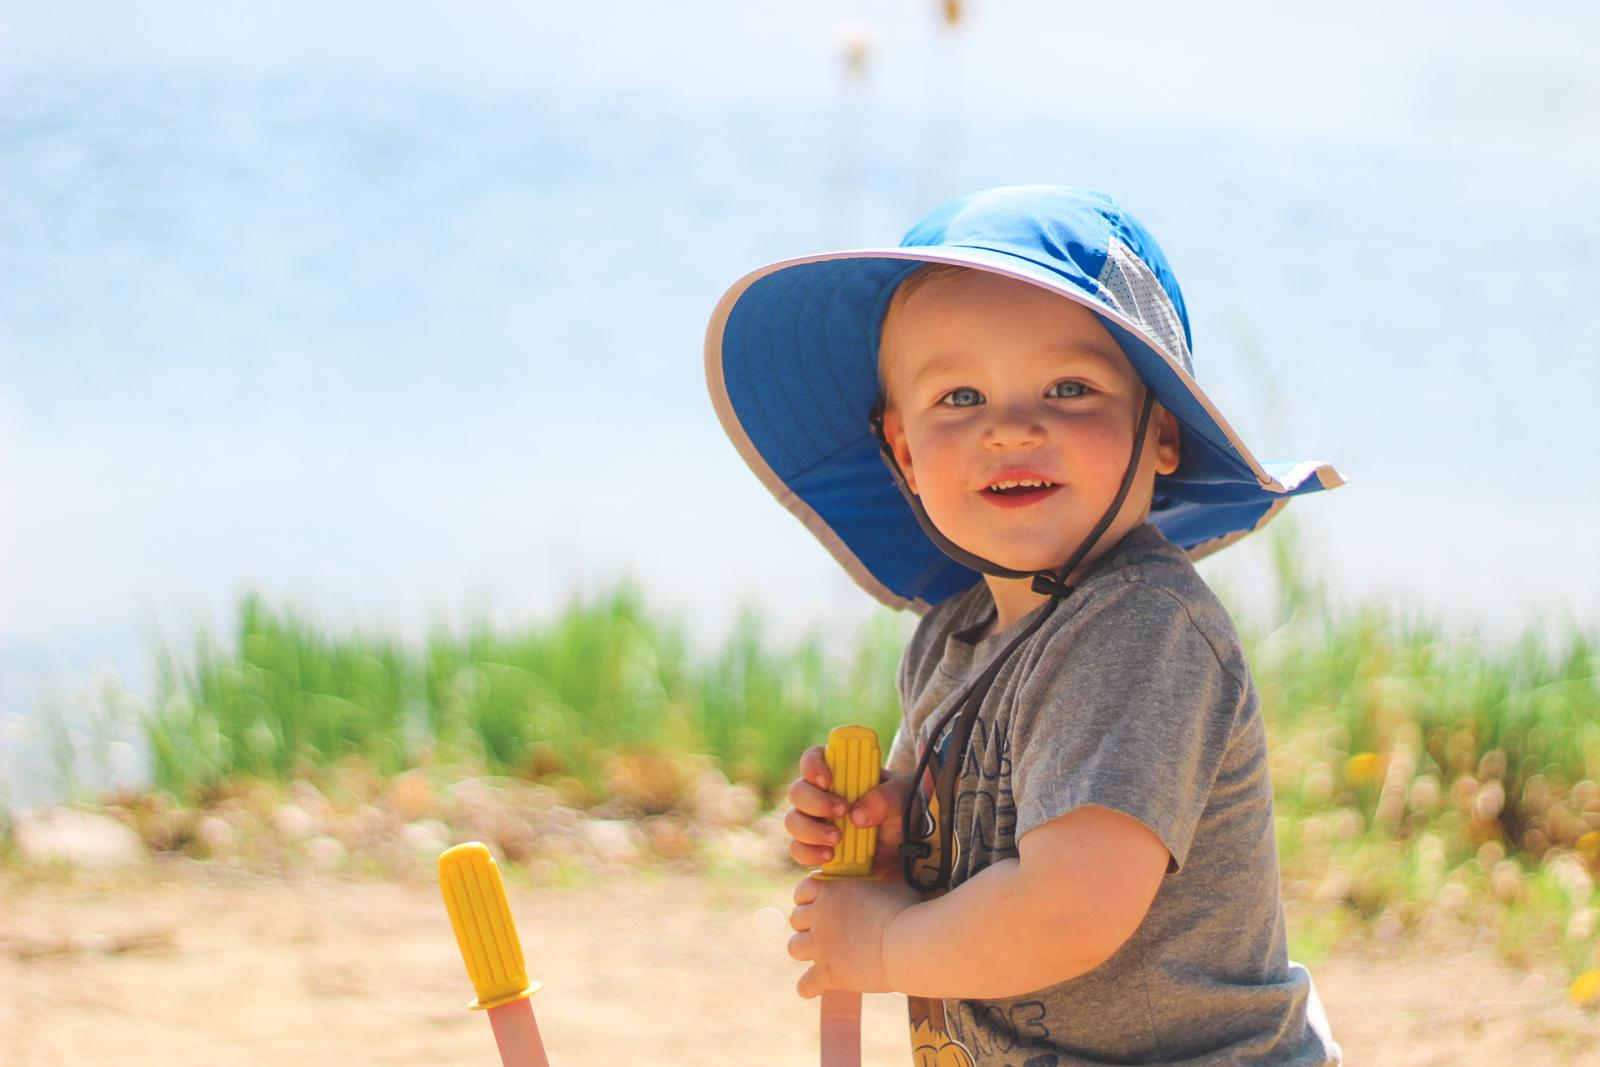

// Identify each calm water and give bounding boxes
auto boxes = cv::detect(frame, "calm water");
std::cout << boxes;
[4,1,1598,803]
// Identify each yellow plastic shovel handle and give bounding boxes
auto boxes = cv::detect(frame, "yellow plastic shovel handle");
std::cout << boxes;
[816,726,879,1067]
[817,725,881,880]
[438,842,542,1011]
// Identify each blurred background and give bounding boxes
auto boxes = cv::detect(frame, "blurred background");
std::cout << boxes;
[3,0,1598,797]
[5,4,1600,1059]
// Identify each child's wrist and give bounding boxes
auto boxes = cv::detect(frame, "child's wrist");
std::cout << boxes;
[877,896,914,992]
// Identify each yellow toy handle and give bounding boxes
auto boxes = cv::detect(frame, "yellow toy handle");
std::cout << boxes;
[816,725,880,1067]
[439,842,542,1010]
[816,725,881,880]
[439,842,552,1067]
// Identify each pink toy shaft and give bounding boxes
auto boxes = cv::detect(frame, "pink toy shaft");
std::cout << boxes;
[820,990,862,1067]
[486,997,551,1067]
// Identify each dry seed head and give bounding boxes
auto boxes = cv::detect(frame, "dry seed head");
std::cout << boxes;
[1408,774,1441,814]
[1473,780,1506,821]
[1416,834,1447,870]
[1437,882,1469,916]
[1313,872,1352,904]
[1547,853,1596,902]
[1491,860,1524,902]
[1333,808,1365,840]
[1302,762,1335,804]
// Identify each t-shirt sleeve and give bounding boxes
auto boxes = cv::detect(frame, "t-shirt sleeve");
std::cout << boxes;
[1009,580,1245,874]
[886,641,917,777]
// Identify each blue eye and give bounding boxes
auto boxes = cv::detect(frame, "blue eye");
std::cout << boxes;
[1046,380,1087,399]
[940,387,983,408]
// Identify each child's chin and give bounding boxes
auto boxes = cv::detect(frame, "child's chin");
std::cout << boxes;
[979,546,1076,576]
[938,526,1075,576]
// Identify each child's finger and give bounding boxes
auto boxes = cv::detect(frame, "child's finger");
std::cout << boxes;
[796,744,831,789]
[796,966,822,1000]
[783,807,842,847]
[848,774,910,830]
[787,776,848,819]
[789,840,835,867]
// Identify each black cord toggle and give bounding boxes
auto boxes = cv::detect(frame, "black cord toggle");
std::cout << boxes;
[1030,573,1073,599]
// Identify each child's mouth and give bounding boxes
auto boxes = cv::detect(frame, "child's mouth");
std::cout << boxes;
[982,480,1061,508]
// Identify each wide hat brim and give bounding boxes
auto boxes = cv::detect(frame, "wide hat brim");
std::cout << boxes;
[705,193,1343,613]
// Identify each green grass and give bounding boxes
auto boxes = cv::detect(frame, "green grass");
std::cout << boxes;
[141,581,908,806]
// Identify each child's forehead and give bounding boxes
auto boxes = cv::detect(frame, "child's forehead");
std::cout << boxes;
[880,272,1133,379]
[904,339,1127,379]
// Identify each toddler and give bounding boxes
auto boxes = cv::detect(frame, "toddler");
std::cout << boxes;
[705,186,1343,1065]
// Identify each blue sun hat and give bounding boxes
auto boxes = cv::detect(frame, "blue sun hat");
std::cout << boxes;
[704,185,1344,613]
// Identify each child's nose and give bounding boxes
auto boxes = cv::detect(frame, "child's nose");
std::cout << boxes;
[981,403,1046,449]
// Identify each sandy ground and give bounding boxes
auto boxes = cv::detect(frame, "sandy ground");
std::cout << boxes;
[2,862,1597,1067]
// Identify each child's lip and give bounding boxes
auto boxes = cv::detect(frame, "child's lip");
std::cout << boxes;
[979,468,1060,491]
[980,484,1062,509]
[978,468,1064,510]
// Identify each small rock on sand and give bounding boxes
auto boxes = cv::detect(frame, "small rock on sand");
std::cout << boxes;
[14,807,148,869]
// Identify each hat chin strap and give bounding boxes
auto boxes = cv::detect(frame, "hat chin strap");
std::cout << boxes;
[871,390,1157,601]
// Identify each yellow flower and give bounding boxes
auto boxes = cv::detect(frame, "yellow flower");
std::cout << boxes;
[1345,753,1380,785]
[1570,970,1600,1007]
[1577,831,1600,858]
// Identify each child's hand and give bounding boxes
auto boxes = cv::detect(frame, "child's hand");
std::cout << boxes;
[788,874,919,997]
[782,745,912,874]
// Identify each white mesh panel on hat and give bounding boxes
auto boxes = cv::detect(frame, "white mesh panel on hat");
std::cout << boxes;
[1097,236,1193,374]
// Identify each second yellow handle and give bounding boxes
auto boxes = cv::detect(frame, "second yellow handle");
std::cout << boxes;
[439,842,542,1010]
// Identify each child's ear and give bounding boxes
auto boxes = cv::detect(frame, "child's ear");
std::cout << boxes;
[880,405,919,494]
[1153,406,1181,476]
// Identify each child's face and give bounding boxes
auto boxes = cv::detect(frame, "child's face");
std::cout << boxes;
[878,268,1181,576]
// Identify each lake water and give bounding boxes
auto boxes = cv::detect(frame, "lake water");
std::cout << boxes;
[4,1,1598,804]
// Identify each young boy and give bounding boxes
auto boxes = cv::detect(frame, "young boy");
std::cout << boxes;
[705,186,1343,1065]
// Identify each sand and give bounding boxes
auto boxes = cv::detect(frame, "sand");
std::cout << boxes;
[2,862,1597,1066]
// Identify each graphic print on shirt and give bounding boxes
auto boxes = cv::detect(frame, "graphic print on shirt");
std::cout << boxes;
[903,716,976,1067]
[910,998,976,1067]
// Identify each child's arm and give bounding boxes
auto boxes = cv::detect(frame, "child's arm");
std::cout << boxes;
[887,804,1168,998]
[789,803,1168,1000]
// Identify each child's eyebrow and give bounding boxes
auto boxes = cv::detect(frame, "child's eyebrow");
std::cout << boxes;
[907,354,972,387]
[1039,339,1126,364]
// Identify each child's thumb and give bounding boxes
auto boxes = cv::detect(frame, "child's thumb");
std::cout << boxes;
[849,781,900,827]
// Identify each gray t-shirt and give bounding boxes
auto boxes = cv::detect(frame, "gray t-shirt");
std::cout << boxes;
[885,524,1341,1066]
